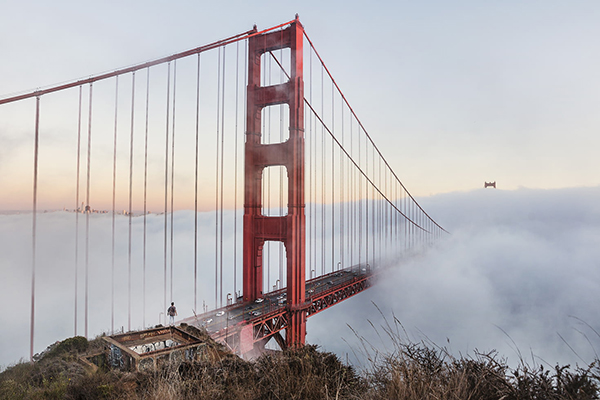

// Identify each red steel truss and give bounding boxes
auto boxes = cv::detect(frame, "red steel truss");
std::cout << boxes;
[212,272,377,354]
[243,17,306,348]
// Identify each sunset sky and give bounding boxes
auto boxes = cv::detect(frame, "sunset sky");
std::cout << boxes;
[2,0,599,209]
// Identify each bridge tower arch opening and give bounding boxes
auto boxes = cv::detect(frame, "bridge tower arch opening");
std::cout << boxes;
[243,17,306,348]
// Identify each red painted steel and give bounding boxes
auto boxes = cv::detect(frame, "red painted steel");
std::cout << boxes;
[243,17,306,348]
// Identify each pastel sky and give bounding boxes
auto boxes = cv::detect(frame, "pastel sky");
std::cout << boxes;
[1,1,599,369]
[2,0,599,207]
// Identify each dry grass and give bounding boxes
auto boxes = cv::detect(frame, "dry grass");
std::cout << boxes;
[1,325,599,399]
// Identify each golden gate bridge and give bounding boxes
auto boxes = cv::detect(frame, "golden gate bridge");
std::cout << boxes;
[0,16,447,360]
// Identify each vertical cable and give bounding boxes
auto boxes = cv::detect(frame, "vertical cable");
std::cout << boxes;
[163,63,171,325]
[194,54,201,313]
[85,83,93,338]
[279,41,284,287]
[348,115,353,267]
[340,100,344,270]
[143,67,150,328]
[219,47,226,306]
[74,86,83,336]
[233,42,239,300]
[30,95,40,361]
[111,77,119,334]
[372,147,376,266]
[321,66,325,275]
[240,39,248,300]
[127,72,136,332]
[358,125,362,267]
[266,53,271,290]
[170,61,177,304]
[365,129,369,268]
[331,81,335,273]
[308,48,313,278]
[215,48,221,308]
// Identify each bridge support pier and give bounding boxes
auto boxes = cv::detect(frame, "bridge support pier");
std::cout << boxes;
[243,17,306,349]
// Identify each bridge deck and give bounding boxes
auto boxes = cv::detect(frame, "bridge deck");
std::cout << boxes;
[178,265,376,352]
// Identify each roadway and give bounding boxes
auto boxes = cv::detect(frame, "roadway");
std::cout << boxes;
[178,264,373,337]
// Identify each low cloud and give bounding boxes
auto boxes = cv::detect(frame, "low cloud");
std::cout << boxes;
[2,186,600,370]
[309,187,600,368]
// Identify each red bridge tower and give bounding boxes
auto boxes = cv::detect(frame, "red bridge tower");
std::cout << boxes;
[243,18,306,348]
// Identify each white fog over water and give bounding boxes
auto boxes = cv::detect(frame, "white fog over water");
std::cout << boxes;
[2,186,600,370]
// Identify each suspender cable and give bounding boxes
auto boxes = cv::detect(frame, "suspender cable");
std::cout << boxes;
[262,53,268,289]
[331,81,335,273]
[170,61,177,304]
[340,101,344,270]
[240,40,248,300]
[0,22,299,107]
[143,67,150,328]
[308,48,313,279]
[74,86,83,336]
[85,83,93,338]
[233,42,240,300]
[279,44,284,287]
[266,53,271,290]
[303,31,447,235]
[194,54,201,313]
[372,147,376,265]
[215,48,221,308]
[320,66,325,276]
[111,77,119,334]
[30,95,40,361]
[365,130,369,268]
[358,125,362,267]
[304,100,428,234]
[163,62,171,325]
[347,112,351,266]
[127,71,136,332]
[219,47,226,307]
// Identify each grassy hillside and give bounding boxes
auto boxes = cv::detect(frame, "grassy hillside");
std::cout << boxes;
[1,325,599,400]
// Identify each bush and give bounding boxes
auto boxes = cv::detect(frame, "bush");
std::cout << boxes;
[1,330,599,399]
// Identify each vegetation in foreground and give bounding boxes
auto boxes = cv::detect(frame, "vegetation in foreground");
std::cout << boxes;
[1,326,599,400]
